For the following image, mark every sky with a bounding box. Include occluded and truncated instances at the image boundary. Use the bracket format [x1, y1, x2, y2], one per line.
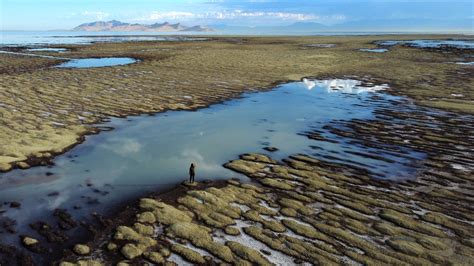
[0, 0, 472, 31]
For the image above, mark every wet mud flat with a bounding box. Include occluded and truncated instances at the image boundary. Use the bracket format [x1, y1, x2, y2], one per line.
[54, 89, 474, 264]
[57, 153, 474, 265]
[374, 39, 474, 65]
[1, 35, 473, 172]
[0, 79, 409, 260]
[0, 35, 473, 264]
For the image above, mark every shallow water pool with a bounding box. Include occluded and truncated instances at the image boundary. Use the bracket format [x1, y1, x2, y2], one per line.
[0, 79, 426, 246]
[456, 62, 474, 65]
[55, 57, 137, 68]
[26, 47, 68, 52]
[376, 39, 474, 49]
[360, 48, 388, 53]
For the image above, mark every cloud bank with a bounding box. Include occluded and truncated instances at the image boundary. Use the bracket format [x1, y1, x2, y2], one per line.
[133, 10, 346, 25]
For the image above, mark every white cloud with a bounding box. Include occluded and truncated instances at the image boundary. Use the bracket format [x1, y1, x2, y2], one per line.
[134, 10, 330, 22]
[81, 11, 110, 20]
[210, 10, 319, 21]
[141, 11, 195, 21]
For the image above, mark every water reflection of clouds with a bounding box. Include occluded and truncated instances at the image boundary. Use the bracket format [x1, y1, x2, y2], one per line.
[100, 138, 142, 155]
[303, 79, 388, 94]
[456, 62, 474, 65]
[302, 78, 316, 90]
[0, 174, 60, 190]
[360, 48, 388, 53]
[46, 191, 71, 210]
[1, 78, 425, 248]
[181, 149, 222, 172]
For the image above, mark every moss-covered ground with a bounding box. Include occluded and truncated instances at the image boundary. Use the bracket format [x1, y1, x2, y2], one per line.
[59, 150, 473, 265]
[2, 35, 473, 264]
[1, 35, 473, 170]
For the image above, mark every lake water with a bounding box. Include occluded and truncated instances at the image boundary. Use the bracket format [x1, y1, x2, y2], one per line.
[0, 50, 137, 68]
[360, 48, 388, 53]
[26, 48, 68, 52]
[456, 62, 474, 65]
[55, 57, 137, 68]
[4, 31, 472, 47]
[0, 79, 426, 246]
[376, 39, 474, 49]
[0, 31, 209, 47]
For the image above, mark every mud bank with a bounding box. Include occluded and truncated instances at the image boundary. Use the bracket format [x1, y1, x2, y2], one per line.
[57, 150, 473, 265]
[1, 35, 473, 170]
[1, 35, 473, 265]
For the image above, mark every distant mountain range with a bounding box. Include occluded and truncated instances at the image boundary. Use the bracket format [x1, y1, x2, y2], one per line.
[72, 18, 471, 34]
[211, 18, 473, 34]
[73, 20, 213, 32]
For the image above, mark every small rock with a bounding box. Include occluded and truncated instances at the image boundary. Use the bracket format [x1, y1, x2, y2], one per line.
[159, 248, 171, 258]
[30, 221, 69, 243]
[121, 243, 142, 259]
[54, 209, 77, 230]
[227, 179, 240, 186]
[224, 226, 241, 236]
[10, 202, 21, 208]
[0, 163, 12, 172]
[182, 181, 197, 187]
[22, 236, 39, 246]
[107, 242, 118, 251]
[260, 249, 271, 255]
[263, 146, 279, 152]
[59, 262, 76, 266]
[144, 251, 165, 264]
[73, 244, 90, 255]
[16, 162, 30, 169]
[20, 235, 47, 253]
[136, 212, 156, 224]
[47, 192, 59, 197]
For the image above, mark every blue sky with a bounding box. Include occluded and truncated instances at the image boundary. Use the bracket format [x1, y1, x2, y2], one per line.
[0, 0, 472, 30]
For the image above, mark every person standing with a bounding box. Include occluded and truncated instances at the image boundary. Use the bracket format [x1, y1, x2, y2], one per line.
[189, 163, 196, 183]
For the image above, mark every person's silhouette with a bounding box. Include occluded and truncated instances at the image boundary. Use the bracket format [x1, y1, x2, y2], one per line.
[189, 163, 196, 183]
